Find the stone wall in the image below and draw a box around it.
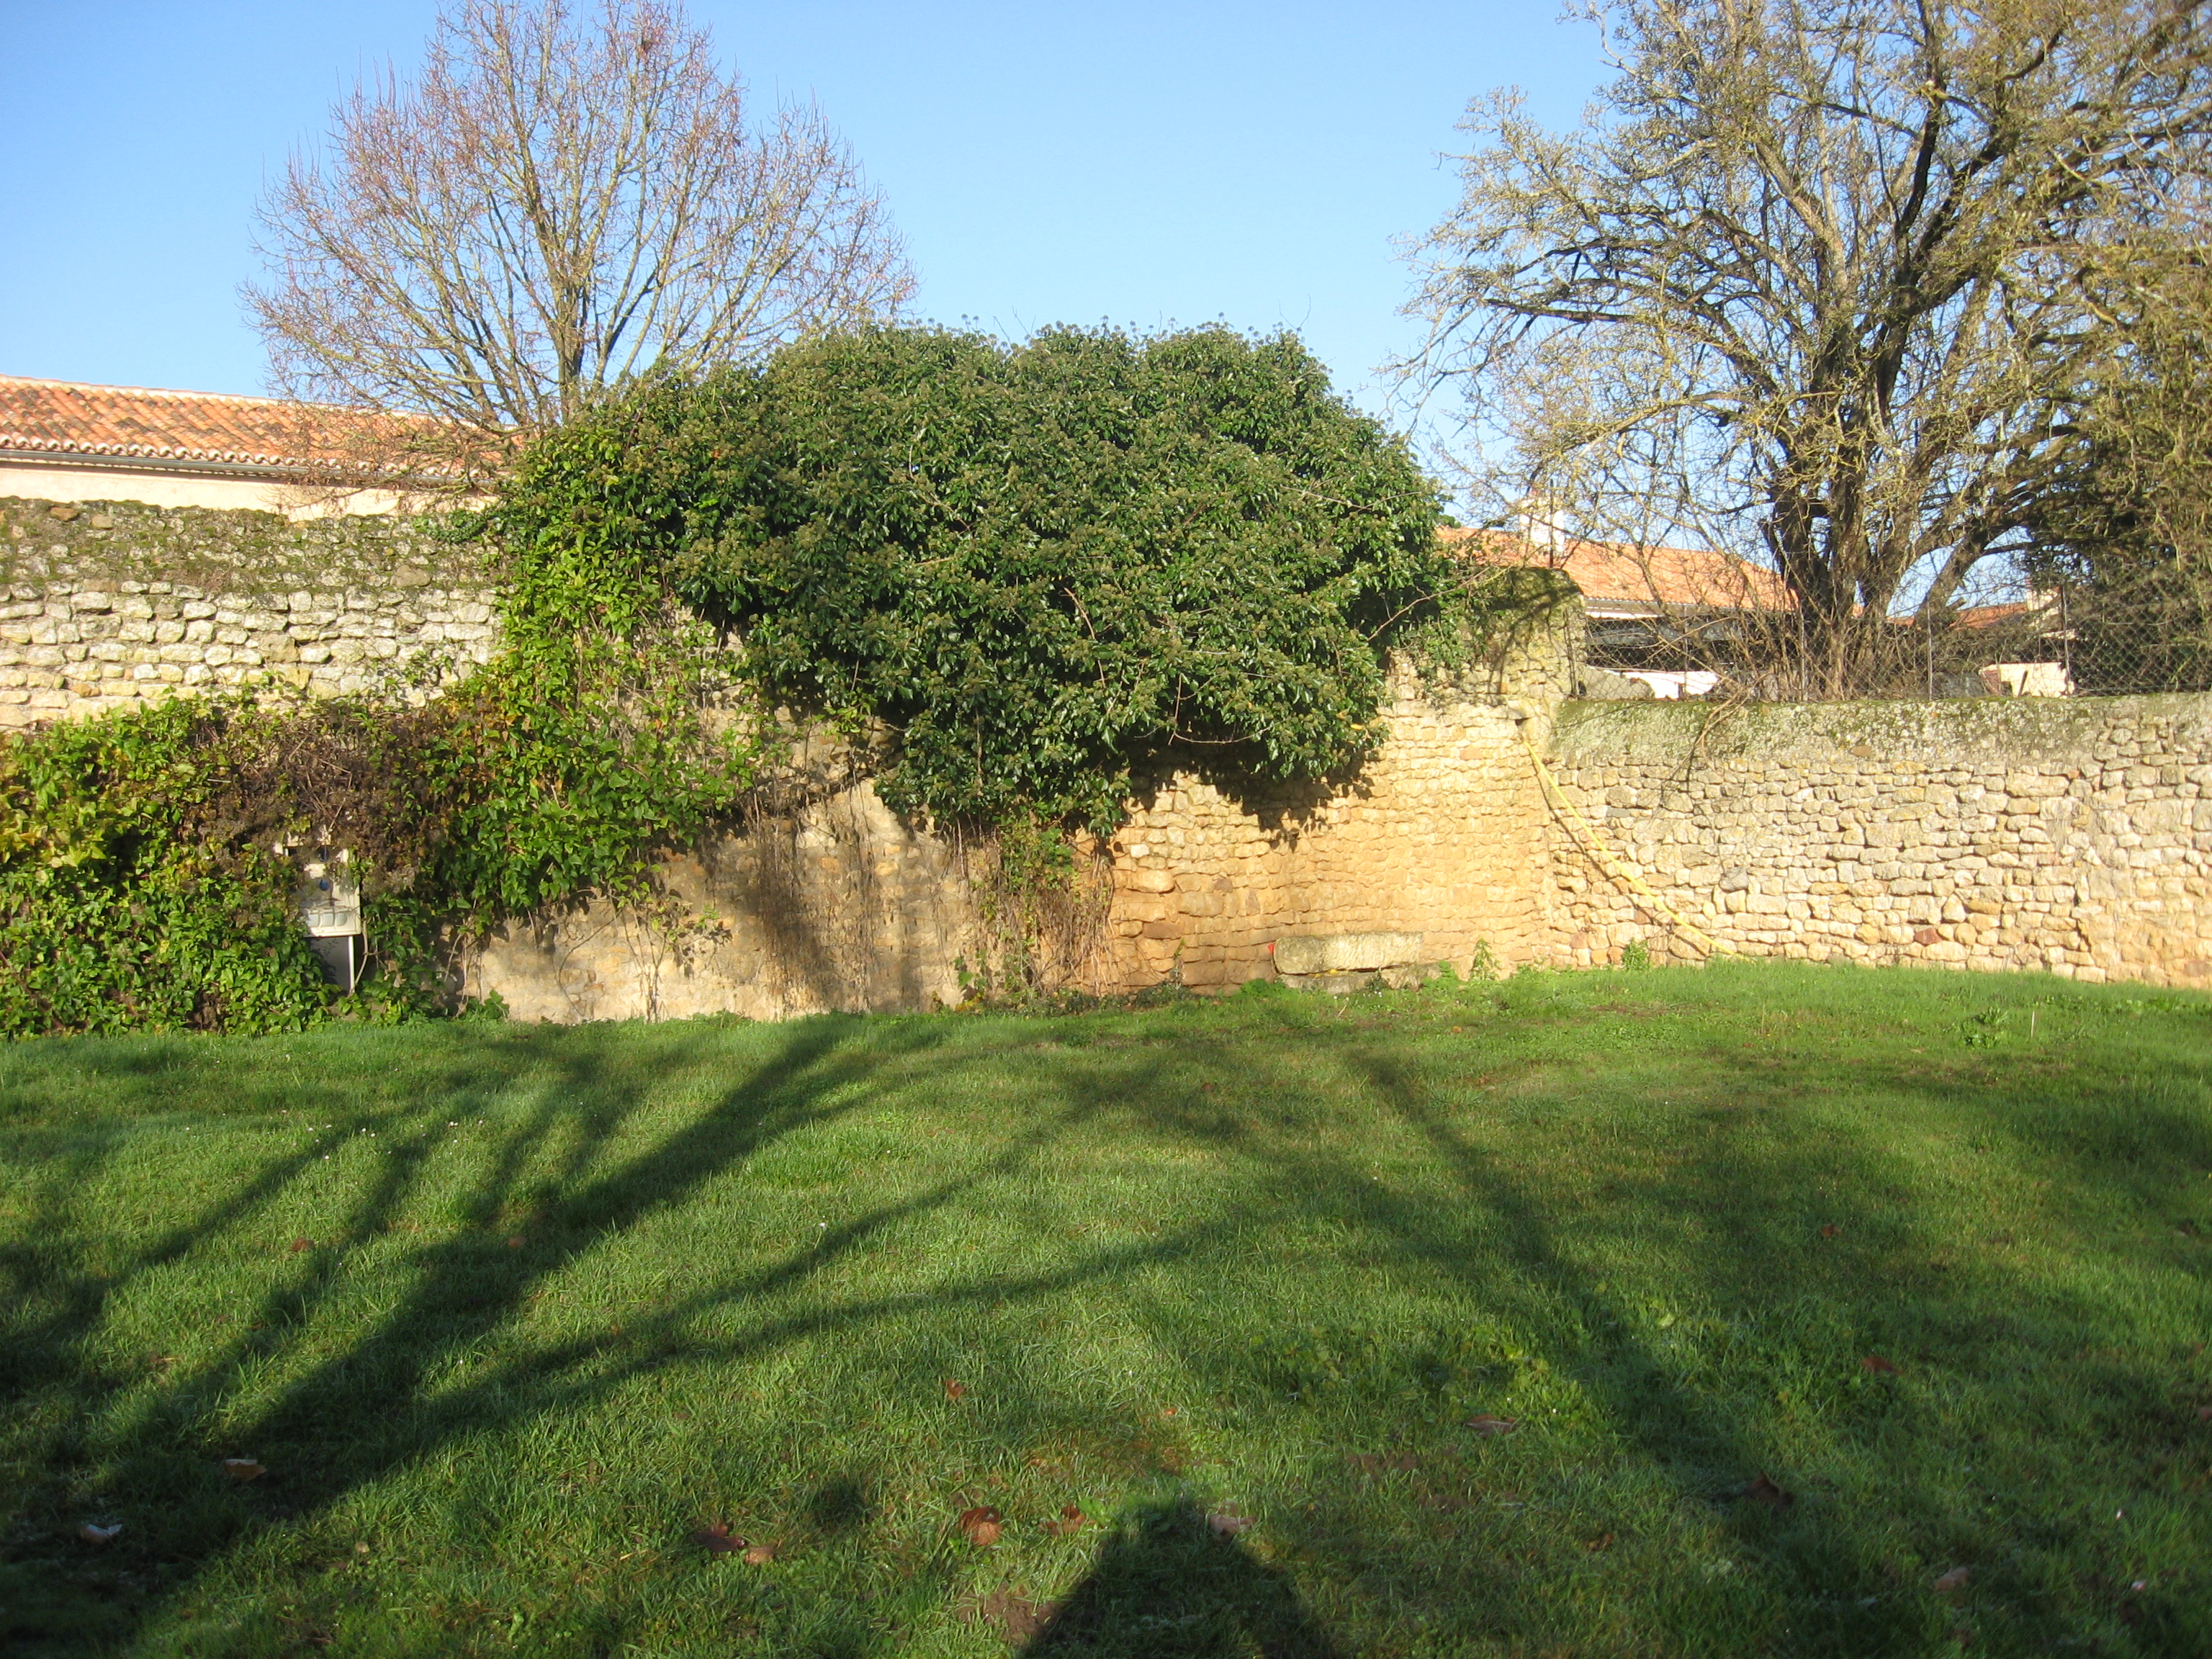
[1543,696,2212,988]
[463,771,982,1022]
[1089,686,1556,994]
[0,496,495,726]
[463,670,1572,1020]
[12,490,2210,1009]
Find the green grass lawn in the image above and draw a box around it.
[4,961,2211,1658]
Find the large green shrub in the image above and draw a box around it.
[493,325,1457,830]
[0,626,758,1036]
[0,699,328,1036]
[0,325,1462,1035]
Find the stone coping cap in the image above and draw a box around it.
[1273,932,1426,976]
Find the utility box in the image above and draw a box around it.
[297,857,364,993]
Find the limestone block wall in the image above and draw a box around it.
[0,496,495,726]
[462,680,1568,1020]
[1544,696,2212,987]
[463,775,981,1022]
[1092,689,1556,993]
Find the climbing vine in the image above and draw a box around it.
[0,324,1479,1035]
[493,324,1462,833]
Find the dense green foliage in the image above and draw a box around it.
[0,633,757,1037]
[0,325,1460,1036]
[5,963,2210,1655]
[0,700,329,1037]
[493,325,1455,829]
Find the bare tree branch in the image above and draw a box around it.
[245,0,913,480]
[1400,0,2212,694]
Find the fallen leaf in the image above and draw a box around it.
[222,1458,266,1482]
[289,1238,313,1254]
[943,1378,966,1401]
[693,1522,745,1556]
[1206,1506,1255,1537]
[1819,1223,1841,1238]
[78,1522,122,1544]
[1933,1565,1971,1593]
[2196,1404,2211,1422]
[741,1542,776,1565]
[1585,1531,1616,1552]
[958,1506,1003,1547]
[1462,1414,1519,1436]
[1861,1354,1899,1375]
[1740,1474,1796,1509]
[505,1236,524,1249]
[1042,1503,1087,1536]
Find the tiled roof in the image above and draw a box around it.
[1444,527,1795,612]
[0,374,450,475]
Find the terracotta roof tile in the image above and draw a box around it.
[0,374,454,475]
[1444,527,1794,611]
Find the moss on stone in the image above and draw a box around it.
[0,498,489,597]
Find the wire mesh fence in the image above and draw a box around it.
[1573,572,2212,702]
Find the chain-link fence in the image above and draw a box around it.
[1575,570,2212,701]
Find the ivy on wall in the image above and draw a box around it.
[0,583,758,1038]
[493,325,1461,832]
[0,325,1478,1036]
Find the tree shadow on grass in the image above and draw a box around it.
[0,1013,1251,1655]
[0,1014,938,1648]
[1020,1498,1341,1659]
[7,976,2210,1655]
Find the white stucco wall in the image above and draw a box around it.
[0,459,405,518]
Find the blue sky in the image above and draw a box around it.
[0,2,1606,425]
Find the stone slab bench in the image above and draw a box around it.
[1272,931,1435,992]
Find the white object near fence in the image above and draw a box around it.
[1979,662,2073,698]
[297,857,364,992]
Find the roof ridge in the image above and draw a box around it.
[0,374,345,413]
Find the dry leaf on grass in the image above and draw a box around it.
[505,1236,524,1249]
[1041,1504,1086,1537]
[1206,1506,1254,1537]
[78,1523,122,1544]
[1462,1415,1519,1436]
[1740,1474,1795,1509]
[959,1506,1003,1547]
[1585,1531,1615,1552]
[1819,1223,1842,1238]
[1861,1354,1899,1375]
[943,1378,966,1401]
[222,1458,266,1482]
[2197,1404,2212,1422]
[289,1238,313,1254]
[741,1542,776,1565]
[1933,1565,1971,1593]
[692,1522,745,1556]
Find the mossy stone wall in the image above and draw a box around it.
[1545,695,2212,986]
[0,497,496,726]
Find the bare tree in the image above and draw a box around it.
[246,0,912,472]
[1402,0,2212,694]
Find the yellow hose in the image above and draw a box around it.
[1522,727,1717,958]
